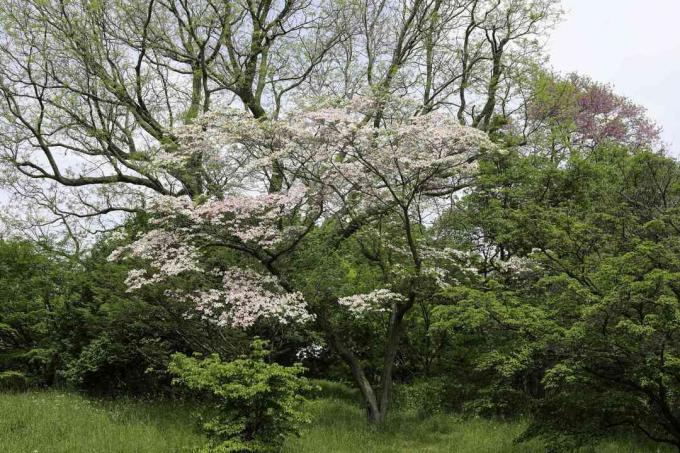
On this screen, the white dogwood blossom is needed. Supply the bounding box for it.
[338,289,406,316]
[109,229,201,291]
[109,102,495,329]
[169,268,312,328]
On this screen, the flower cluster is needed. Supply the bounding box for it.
[177,268,312,328]
[493,255,540,277]
[193,186,308,246]
[291,108,496,210]
[147,185,308,248]
[338,289,406,316]
[111,102,496,330]
[109,229,201,291]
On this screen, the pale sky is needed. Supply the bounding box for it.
[548,0,680,155]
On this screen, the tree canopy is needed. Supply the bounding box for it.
[1,1,679,451]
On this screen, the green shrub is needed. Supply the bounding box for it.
[394,378,446,419]
[0,370,29,392]
[168,339,312,453]
[309,379,361,403]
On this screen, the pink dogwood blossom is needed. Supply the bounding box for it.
[110,102,496,329]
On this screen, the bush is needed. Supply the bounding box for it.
[168,339,312,453]
[0,371,29,392]
[393,378,446,419]
[309,379,361,403]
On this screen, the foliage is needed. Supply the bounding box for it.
[393,378,447,419]
[527,71,661,151]
[308,379,361,404]
[168,339,313,453]
[0,230,255,396]
[0,240,62,384]
[516,149,680,450]
[433,145,680,449]
[0,370,29,392]
[53,234,251,395]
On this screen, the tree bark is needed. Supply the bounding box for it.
[326,301,412,424]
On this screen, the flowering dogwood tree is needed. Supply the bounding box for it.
[109,99,496,421]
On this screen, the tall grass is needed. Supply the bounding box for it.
[0,391,669,452]
[285,398,668,453]
[0,391,204,453]
[285,398,544,453]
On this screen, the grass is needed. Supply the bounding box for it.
[286,398,667,453]
[0,391,669,453]
[0,391,204,453]
[286,398,545,453]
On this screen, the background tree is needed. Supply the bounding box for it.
[0,0,560,236]
[0,240,62,386]
[430,140,680,449]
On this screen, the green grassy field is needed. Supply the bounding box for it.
[0,392,203,453]
[0,391,668,453]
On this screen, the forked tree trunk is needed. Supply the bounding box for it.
[329,302,410,424]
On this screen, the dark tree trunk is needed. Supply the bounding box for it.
[328,301,411,424]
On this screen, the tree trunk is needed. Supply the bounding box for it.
[376,304,407,420]
[329,331,380,420]
[328,303,410,424]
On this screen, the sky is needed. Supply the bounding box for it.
[547,0,680,155]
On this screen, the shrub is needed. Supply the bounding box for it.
[393,378,446,419]
[309,379,361,403]
[168,339,312,453]
[0,370,29,392]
